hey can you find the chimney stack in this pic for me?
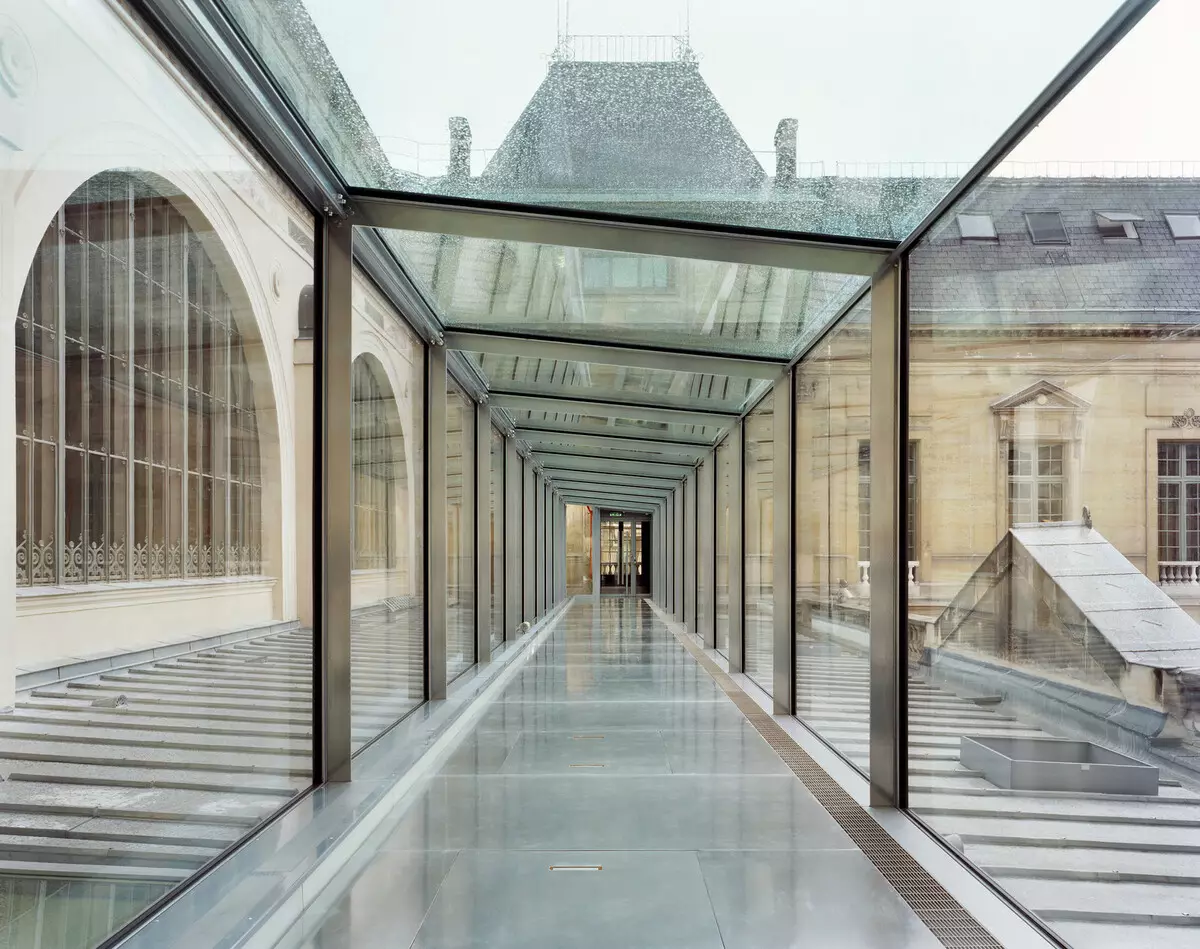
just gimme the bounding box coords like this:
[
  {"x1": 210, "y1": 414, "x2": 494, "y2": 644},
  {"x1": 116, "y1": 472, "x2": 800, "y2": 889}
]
[
  {"x1": 774, "y1": 118, "x2": 798, "y2": 184},
  {"x1": 448, "y1": 116, "x2": 472, "y2": 181}
]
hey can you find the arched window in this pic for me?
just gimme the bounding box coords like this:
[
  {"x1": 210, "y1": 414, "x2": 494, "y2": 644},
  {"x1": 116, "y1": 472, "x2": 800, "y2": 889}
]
[
  {"x1": 352, "y1": 355, "x2": 403, "y2": 570},
  {"x1": 14, "y1": 172, "x2": 263, "y2": 586}
]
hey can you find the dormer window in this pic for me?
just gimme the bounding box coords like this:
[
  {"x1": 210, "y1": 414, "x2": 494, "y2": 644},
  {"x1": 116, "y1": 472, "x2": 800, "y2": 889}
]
[
  {"x1": 957, "y1": 213, "x2": 997, "y2": 241},
  {"x1": 1025, "y1": 211, "x2": 1069, "y2": 245},
  {"x1": 1166, "y1": 213, "x2": 1200, "y2": 241},
  {"x1": 1095, "y1": 211, "x2": 1142, "y2": 240}
]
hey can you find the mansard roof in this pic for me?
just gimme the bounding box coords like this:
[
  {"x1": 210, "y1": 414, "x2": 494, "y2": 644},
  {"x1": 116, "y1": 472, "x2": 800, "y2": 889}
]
[{"x1": 481, "y1": 60, "x2": 766, "y2": 195}]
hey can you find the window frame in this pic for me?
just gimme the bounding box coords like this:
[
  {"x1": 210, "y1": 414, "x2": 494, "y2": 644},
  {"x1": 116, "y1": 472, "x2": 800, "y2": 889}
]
[
  {"x1": 956, "y1": 213, "x2": 998, "y2": 242},
  {"x1": 1165, "y1": 212, "x2": 1200, "y2": 241},
  {"x1": 1024, "y1": 210, "x2": 1070, "y2": 245},
  {"x1": 1007, "y1": 440, "x2": 1066, "y2": 526}
]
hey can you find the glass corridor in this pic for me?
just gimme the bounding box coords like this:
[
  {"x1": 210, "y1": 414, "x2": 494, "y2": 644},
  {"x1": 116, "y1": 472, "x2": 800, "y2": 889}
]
[{"x1": 1, "y1": 0, "x2": 1198, "y2": 947}]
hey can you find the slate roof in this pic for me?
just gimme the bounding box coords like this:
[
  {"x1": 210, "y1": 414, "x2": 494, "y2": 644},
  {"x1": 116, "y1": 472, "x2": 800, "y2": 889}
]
[
  {"x1": 910, "y1": 177, "x2": 1200, "y2": 324},
  {"x1": 481, "y1": 61, "x2": 766, "y2": 195}
]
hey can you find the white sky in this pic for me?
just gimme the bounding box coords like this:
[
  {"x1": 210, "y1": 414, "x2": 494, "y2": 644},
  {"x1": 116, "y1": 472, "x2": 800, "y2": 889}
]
[{"x1": 300, "y1": 0, "x2": 1199, "y2": 170}]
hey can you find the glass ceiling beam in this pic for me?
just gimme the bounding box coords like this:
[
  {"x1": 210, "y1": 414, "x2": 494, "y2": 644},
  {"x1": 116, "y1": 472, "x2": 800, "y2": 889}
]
[
  {"x1": 562, "y1": 496, "x2": 662, "y2": 510},
  {"x1": 492, "y1": 381, "x2": 748, "y2": 417},
  {"x1": 535, "y1": 453, "x2": 693, "y2": 478},
  {"x1": 544, "y1": 472, "x2": 683, "y2": 490},
  {"x1": 517, "y1": 429, "x2": 711, "y2": 457},
  {"x1": 524, "y1": 442, "x2": 705, "y2": 464},
  {"x1": 558, "y1": 487, "x2": 667, "y2": 502},
  {"x1": 351, "y1": 190, "x2": 894, "y2": 278},
  {"x1": 445, "y1": 331, "x2": 784, "y2": 380},
  {"x1": 516, "y1": 419, "x2": 716, "y2": 447},
  {"x1": 492, "y1": 394, "x2": 732, "y2": 429}
]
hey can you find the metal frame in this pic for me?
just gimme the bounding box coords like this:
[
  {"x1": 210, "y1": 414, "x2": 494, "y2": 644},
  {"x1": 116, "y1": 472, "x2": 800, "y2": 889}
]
[
  {"x1": 351, "y1": 189, "x2": 892, "y2": 276},
  {"x1": 519, "y1": 431, "x2": 709, "y2": 460},
  {"x1": 727, "y1": 424, "x2": 746, "y2": 674},
  {"x1": 505, "y1": 439, "x2": 523, "y2": 641},
  {"x1": 491, "y1": 393, "x2": 737, "y2": 429},
  {"x1": 523, "y1": 462, "x2": 535, "y2": 622},
  {"x1": 496, "y1": 382, "x2": 749, "y2": 417},
  {"x1": 540, "y1": 470, "x2": 681, "y2": 489},
  {"x1": 869, "y1": 263, "x2": 906, "y2": 808},
  {"x1": 535, "y1": 453, "x2": 694, "y2": 476},
  {"x1": 315, "y1": 216, "x2": 353, "y2": 783},
  {"x1": 523, "y1": 442, "x2": 706, "y2": 465},
  {"x1": 474, "y1": 402, "x2": 492, "y2": 664},
  {"x1": 516, "y1": 418, "x2": 717, "y2": 446},
  {"x1": 684, "y1": 473, "x2": 697, "y2": 632},
  {"x1": 444, "y1": 331, "x2": 785, "y2": 380},
  {"x1": 698, "y1": 455, "x2": 717, "y2": 649}
]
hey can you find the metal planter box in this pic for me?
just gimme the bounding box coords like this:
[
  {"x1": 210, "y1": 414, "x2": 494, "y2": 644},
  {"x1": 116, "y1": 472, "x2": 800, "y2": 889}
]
[{"x1": 960, "y1": 736, "x2": 1158, "y2": 796}]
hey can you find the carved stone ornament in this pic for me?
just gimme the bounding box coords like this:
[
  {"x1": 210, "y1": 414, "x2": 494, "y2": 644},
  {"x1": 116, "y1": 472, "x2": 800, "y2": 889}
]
[
  {"x1": 1172, "y1": 409, "x2": 1200, "y2": 429},
  {"x1": 0, "y1": 21, "x2": 35, "y2": 99}
]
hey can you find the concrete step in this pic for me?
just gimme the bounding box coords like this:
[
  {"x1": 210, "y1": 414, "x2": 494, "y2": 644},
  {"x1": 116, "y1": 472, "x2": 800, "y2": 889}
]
[
  {"x1": 928, "y1": 814, "x2": 1200, "y2": 849},
  {"x1": 970, "y1": 843, "x2": 1200, "y2": 881},
  {"x1": 0, "y1": 780, "x2": 279, "y2": 826},
  {"x1": 1003, "y1": 876, "x2": 1200, "y2": 925},
  {"x1": 0, "y1": 737, "x2": 311, "y2": 776}
]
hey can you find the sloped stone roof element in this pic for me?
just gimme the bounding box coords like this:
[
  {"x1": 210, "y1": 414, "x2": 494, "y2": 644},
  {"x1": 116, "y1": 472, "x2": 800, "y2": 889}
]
[
  {"x1": 481, "y1": 60, "x2": 766, "y2": 195},
  {"x1": 1012, "y1": 524, "x2": 1200, "y2": 671}
]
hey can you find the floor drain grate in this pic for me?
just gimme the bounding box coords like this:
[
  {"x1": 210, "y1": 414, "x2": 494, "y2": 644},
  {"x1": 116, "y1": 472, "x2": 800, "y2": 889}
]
[{"x1": 668, "y1": 627, "x2": 1004, "y2": 949}]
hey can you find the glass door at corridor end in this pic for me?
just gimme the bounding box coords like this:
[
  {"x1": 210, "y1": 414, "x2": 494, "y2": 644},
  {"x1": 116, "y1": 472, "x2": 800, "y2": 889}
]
[{"x1": 599, "y1": 513, "x2": 651, "y2": 595}]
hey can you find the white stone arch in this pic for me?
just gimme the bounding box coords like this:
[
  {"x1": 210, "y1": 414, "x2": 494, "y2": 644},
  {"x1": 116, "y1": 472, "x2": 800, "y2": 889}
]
[{"x1": 7, "y1": 124, "x2": 296, "y2": 617}]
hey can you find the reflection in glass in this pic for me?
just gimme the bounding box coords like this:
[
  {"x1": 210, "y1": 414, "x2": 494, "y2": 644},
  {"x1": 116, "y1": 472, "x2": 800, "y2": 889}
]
[
  {"x1": 566, "y1": 504, "x2": 593, "y2": 595},
  {"x1": 792, "y1": 297, "x2": 871, "y2": 769},
  {"x1": 743, "y1": 398, "x2": 774, "y2": 691},
  {"x1": 907, "y1": 6, "x2": 1200, "y2": 936},
  {"x1": 389, "y1": 230, "x2": 864, "y2": 360},
  {"x1": 446, "y1": 382, "x2": 475, "y2": 679},
  {"x1": 715, "y1": 437, "x2": 734, "y2": 656},
  {"x1": 350, "y1": 295, "x2": 425, "y2": 745}
]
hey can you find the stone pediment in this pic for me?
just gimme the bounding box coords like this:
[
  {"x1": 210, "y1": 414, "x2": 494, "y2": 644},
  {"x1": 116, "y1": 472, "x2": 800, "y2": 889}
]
[{"x1": 990, "y1": 379, "x2": 1091, "y2": 414}]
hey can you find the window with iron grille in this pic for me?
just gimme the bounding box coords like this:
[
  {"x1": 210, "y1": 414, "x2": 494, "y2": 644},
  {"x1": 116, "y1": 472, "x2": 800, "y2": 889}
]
[
  {"x1": 1158, "y1": 442, "x2": 1200, "y2": 562},
  {"x1": 1008, "y1": 442, "x2": 1065, "y2": 525},
  {"x1": 857, "y1": 441, "x2": 919, "y2": 562},
  {"x1": 14, "y1": 172, "x2": 263, "y2": 586}
]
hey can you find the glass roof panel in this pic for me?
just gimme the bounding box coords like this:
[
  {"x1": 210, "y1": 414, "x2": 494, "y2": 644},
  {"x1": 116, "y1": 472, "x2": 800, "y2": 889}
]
[
  {"x1": 389, "y1": 229, "x2": 862, "y2": 359},
  {"x1": 221, "y1": 0, "x2": 1122, "y2": 241},
  {"x1": 468, "y1": 353, "x2": 769, "y2": 412}
]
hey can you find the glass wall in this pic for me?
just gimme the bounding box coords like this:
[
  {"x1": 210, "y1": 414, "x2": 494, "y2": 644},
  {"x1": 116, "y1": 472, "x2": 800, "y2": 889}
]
[
  {"x1": 565, "y1": 504, "x2": 593, "y2": 595},
  {"x1": 743, "y1": 399, "x2": 775, "y2": 691},
  {"x1": 445, "y1": 381, "x2": 475, "y2": 680},
  {"x1": 715, "y1": 438, "x2": 734, "y2": 656},
  {"x1": 905, "y1": 4, "x2": 1200, "y2": 940},
  {"x1": 350, "y1": 285, "x2": 425, "y2": 745},
  {"x1": 489, "y1": 425, "x2": 505, "y2": 647},
  {"x1": 4, "y1": 1, "x2": 317, "y2": 942},
  {"x1": 793, "y1": 297, "x2": 871, "y2": 770}
]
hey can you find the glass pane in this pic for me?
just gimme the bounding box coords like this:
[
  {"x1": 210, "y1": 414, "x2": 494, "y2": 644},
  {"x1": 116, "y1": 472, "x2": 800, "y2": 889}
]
[
  {"x1": 350, "y1": 288, "x2": 426, "y2": 744},
  {"x1": 743, "y1": 396, "x2": 774, "y2": 691},
  {"x1": 388, "y1": 230, "x2": 864, "y2": 359},
  {"x1": 223, "y1": 0, "x2": 1121, "y2": 240},
  {"x1": 446, "y1": 381, "x2": 476, "y2": 680},
  {"x1": 7, "y1": 3, "x2": 317, "y2": 939},
  {"x1": 907, "y1": 4, "x2": 1200, "y2": 940},
  {"x1": 794, "y1": 296, "x2": 870, "y2": 770}
]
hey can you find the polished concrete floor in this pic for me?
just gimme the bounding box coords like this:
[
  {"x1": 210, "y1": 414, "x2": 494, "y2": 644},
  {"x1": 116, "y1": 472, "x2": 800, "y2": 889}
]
[{"x1": 294, "y1": 598, "x2": 942, "y2": 949}]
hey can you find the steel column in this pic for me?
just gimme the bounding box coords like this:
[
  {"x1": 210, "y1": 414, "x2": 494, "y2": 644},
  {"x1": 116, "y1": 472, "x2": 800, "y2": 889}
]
[
  {"x1": 315, "y1": 217, "x2": 353, "y2": 783},
  {"x1": 684, "y1": 473, "x2": 697, "y2": 633},
  {"x1": 474, "y1": 402, "x2": 491, "y2": 664},
  {"x1": 673, "y1": 487, "x2": 684, "y2": 620},
  {"x1": 523, "y1": 462, "x2": 535, "y2": 621},
  {"x1": 728, "y1": 424, "x2": 745, "y2": 674},
  {"x1": 869, "y1": 262, "x2": 907, "y2": 808},
  {"x1": 505, "y1": 440, "x2": 522, "y2": 641},
  {"x1": 699, "y1": 456, "x2": 716, "y2": 649},
  {"x1": 426, "y1": 344, "x2": 449, "y2": 700},
  {"x1": 772, "y1": 373, "x2": 796, "y2": 715}
]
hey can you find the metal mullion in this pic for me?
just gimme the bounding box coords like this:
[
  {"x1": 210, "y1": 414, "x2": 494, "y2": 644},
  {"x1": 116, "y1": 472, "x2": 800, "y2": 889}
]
[
  {"x1": 516, "y1": 419, "x2": 715, "y2": 447},
  {"x1": 521, "y1": 439, "x2": 705, "y2": 464},
  {"x1": 517, "y1": 427, "x2": 713, "y2": 451},
  {"x1": 426, "y1": 343, "x2": 449, "y2": 699},
  {"x1": 684, "y1": 473, "x2": 696, "y2": 632},
  {"x1": 474, "y1": 401, "x2": 491, "y2": 664},
  {"x1": 493, "y1": 382, "x2": 747, "y2": 417},
  {"x1": 534, "y1": 453, "x2": 693, "y2": 475},
  {"x1": 504, "y1": 439, "x2": 521, "y2": 640},
  {"x1": 542, "y1": 470, "x2": 680, "y2": 487},
  {"x1": 771, "y1": 372, "x2": 795, "y2": 715},
  {"x1": 728, "y1": 423, "x2": 745, "y2": 674},
  {"x1": 445, "y1": 330, "x2": 784, "y2": 380},
  {"x1": 492, "y1": 393, "x2": 735, "y2": 429},
  {"x1": 349, "y1": 189, "x2": 892, "y2": 277},
  {"x1": 868, "y1": 261, "x2": 907, "y2": 809},
  {"x1": 55, "y1": 211, "x2": 66, "y2": 584},
  {"x1": 315, "y1": 216, "x2": 354, "y2": 783}
]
